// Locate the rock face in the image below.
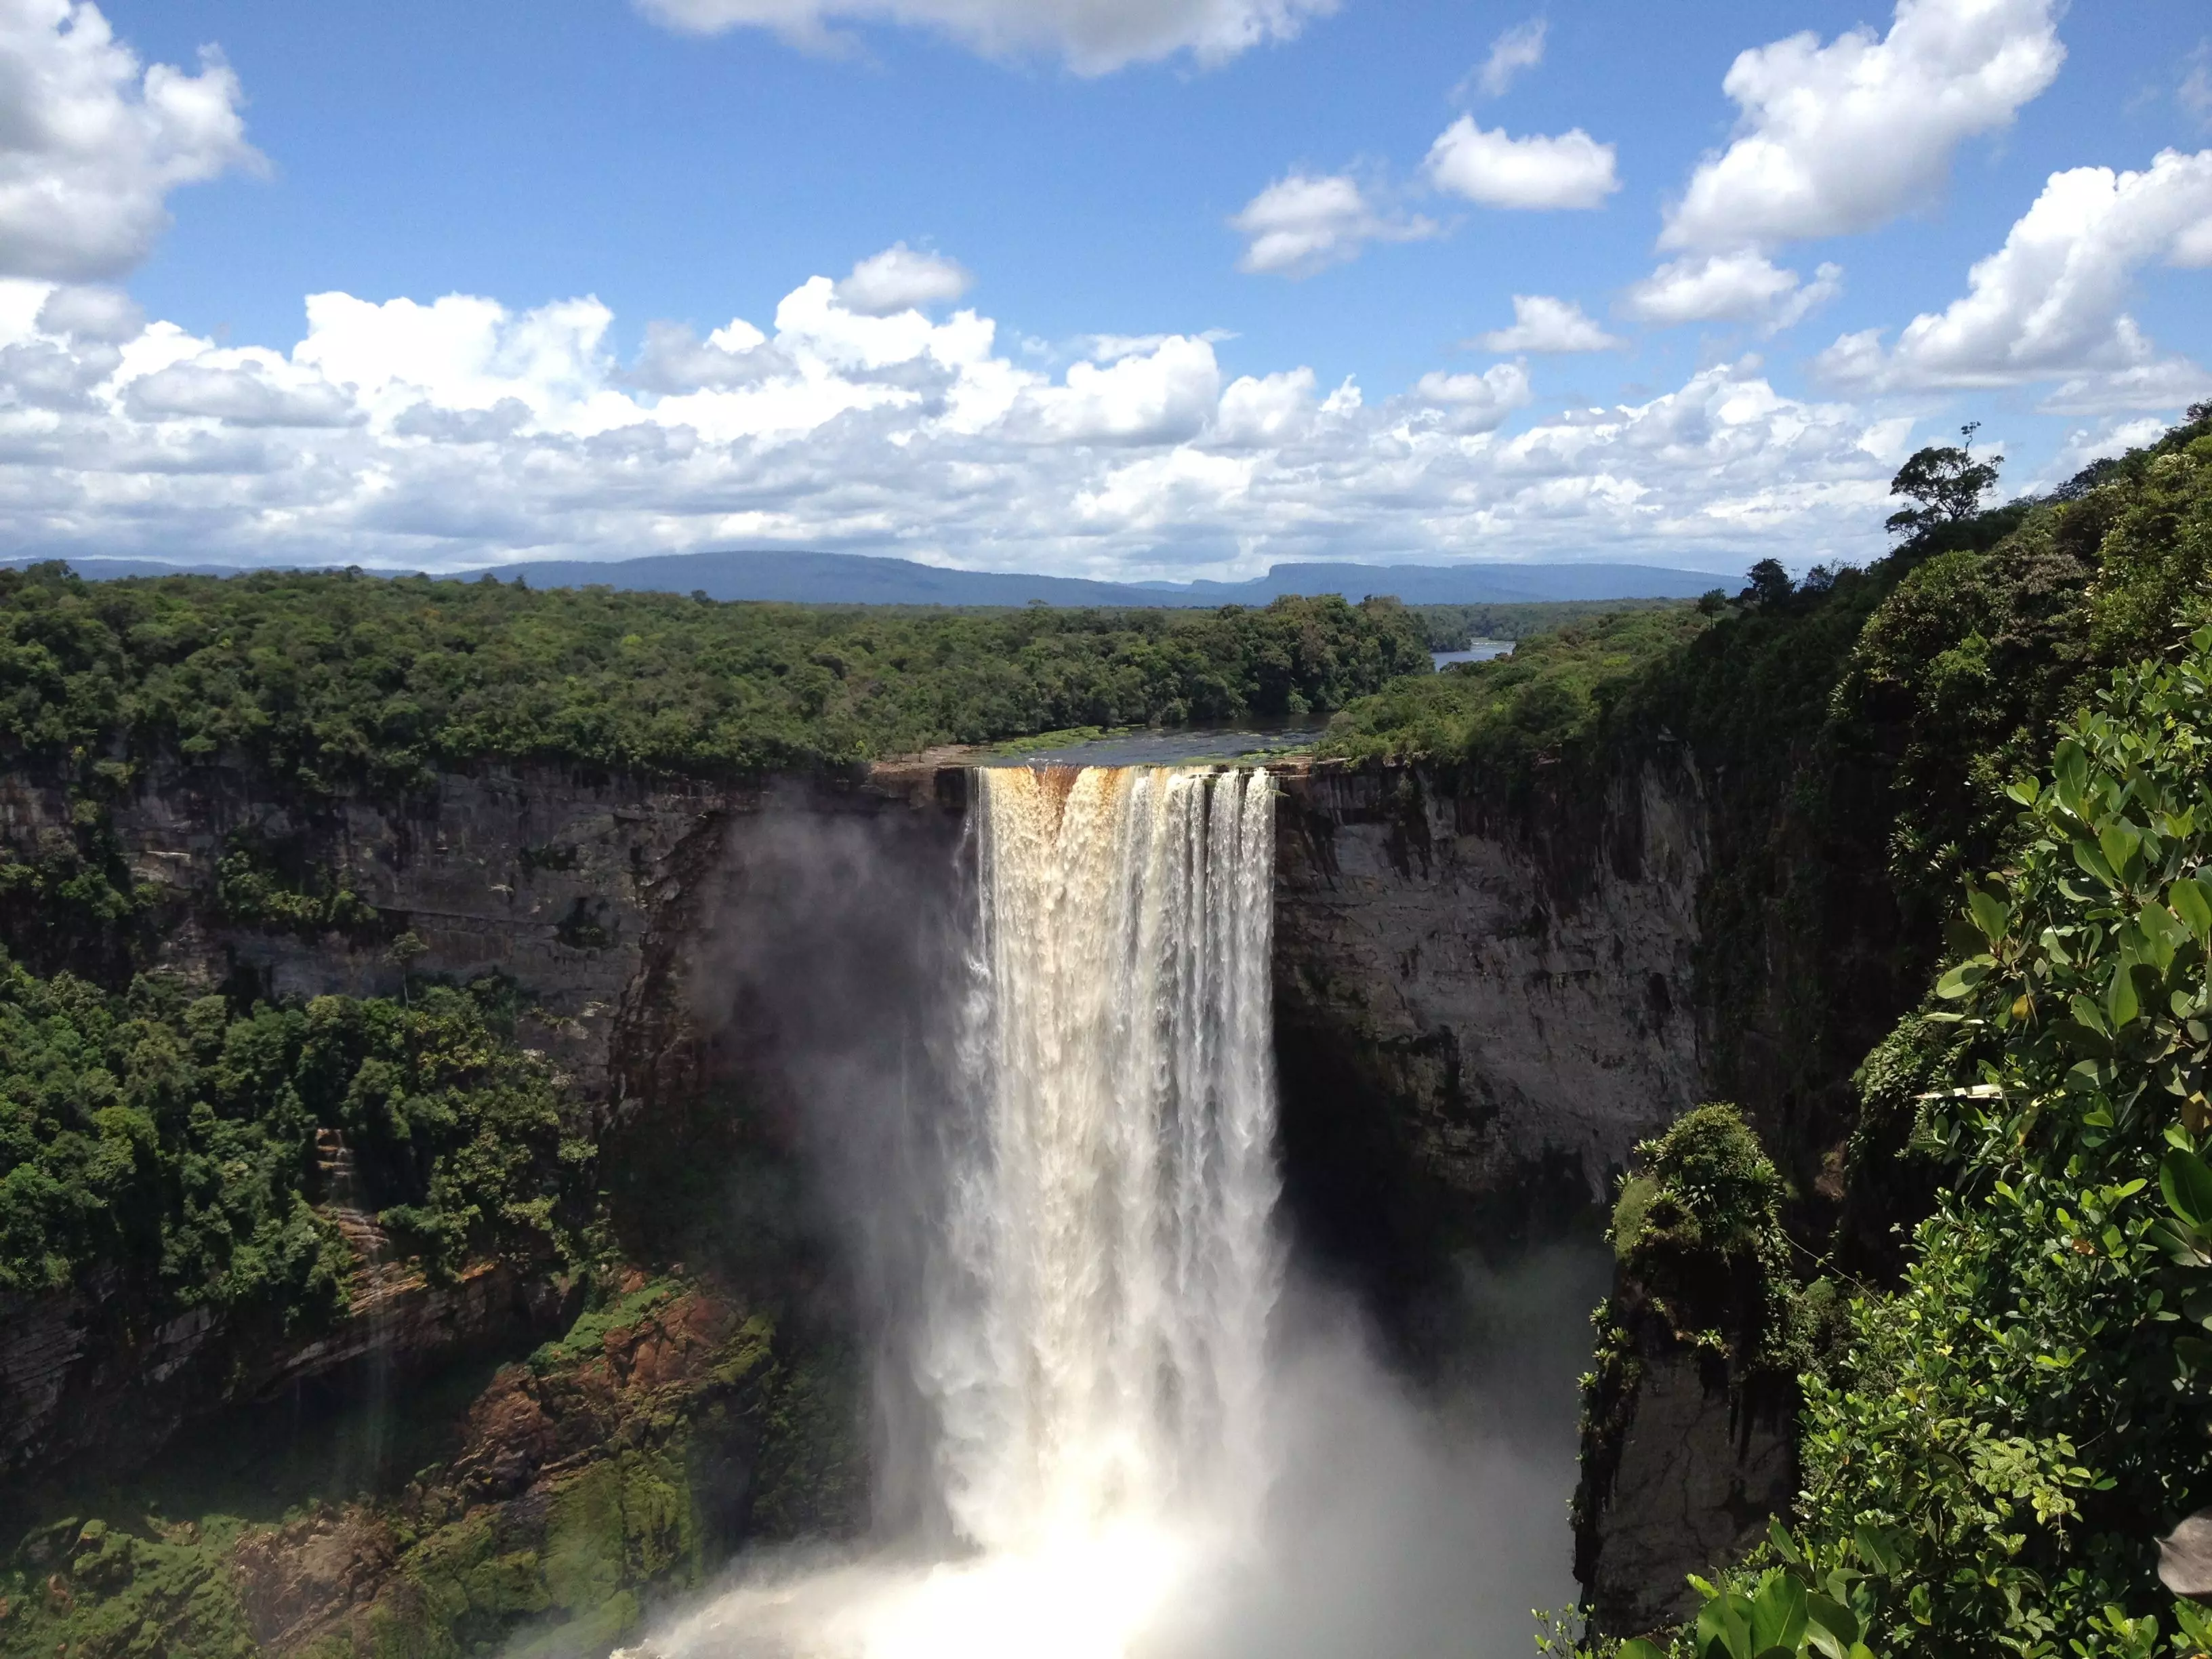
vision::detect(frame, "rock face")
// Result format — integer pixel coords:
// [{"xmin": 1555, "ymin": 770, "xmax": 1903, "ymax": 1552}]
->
[
  {"xmin": 0, "ymin": 754, "xmax": 950, "ymax": 1495},
  {"xmin": 1576, "ymin": 1349, "xmax": 1795, "ymax": 1635},
  {"xmin": 1270, "ymin": 754, "xmax": 1709, "ymax": 1265},
  {"xmin": 0, "ymin": 1278, "xmax": 853, "ymax": 1659}
]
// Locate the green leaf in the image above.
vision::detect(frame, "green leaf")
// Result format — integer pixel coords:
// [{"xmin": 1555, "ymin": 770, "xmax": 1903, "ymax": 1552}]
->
[
  {"xmin": 2163, "ymin": 1146, "xmax": 2212, "ymax": 1230},
  {"xmin": 2005, "ymin": 775, "xmax": 2041, "ymax": 806},
  {"xmin": 1967, "ymin": 886, "xmax": 2011, "ymax": 945},
  {"xmin": 1750, "ymin": 1572, "xmax": 1808, "ymax": 1652},
  {"xmin": 1806, "ymin": 1593, "xmax": 1860, "ymax": 1657},
  {"xmin": 2075, "ymin": 837, "xmax": 2120, "ymax": 888},
  {"xmin": 1618, "ymin": 1643, "xmax": 1668, "ymax": 1659},
  {"xmin": 2173, "ymin": 878, "xmax": 2212, "ymax": 945},
  {"xmin": 1767, "ymin": 1519, "xmax": 1803, "ymax": 1565},
  {"xmin": 2102, "ymin": 821, "xmax": 2144, "ymax": 878},
  {"xmin": 1936, "ymin": 958, "xmax": 1990, "ymax": 1000},
  {"xmin": 1853, "ymin": 1524, "xmax": 1902, "ymax": 1577},
  {"xmin": 2108, "ymin": 959, "xmax": 2141, "ymax": 1029}
]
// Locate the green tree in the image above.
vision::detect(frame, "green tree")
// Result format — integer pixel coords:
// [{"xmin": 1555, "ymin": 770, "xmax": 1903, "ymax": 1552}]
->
[{"xmin": 1886, "ymin": 423, "xmax": 2004, "ymax": 538}]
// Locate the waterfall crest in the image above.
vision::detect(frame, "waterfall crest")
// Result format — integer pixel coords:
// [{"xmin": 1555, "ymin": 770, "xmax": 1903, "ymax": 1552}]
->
[{"xmin": 928, "ymin": 764, "xmax": 1282, "ymax": 1550}]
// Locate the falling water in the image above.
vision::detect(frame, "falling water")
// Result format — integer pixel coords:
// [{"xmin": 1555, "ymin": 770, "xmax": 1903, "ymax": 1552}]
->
[
  {"xmin": 651, "ymin": 764, "xmax": 1283, "ymax": 1658},
  {"xmin": 930, "ymin": 764, "xmax": 1282, "ymax": 1549}
]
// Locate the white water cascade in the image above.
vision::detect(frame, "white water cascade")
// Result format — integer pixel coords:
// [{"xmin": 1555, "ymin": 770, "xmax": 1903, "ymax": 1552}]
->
[
  {"xmin": 933, "ymin": 763, "xmax": 1282, "ymax": 1551},
  {"xmin": 654, "ymin": 764, "xmax": 1284, "ymax": 1659}
]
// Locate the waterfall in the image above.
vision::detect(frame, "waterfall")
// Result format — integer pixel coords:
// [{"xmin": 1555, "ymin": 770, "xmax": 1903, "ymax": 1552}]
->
[
  {"xmin": 927, "ymin": 764, "xmax": 1283, "ymax": 1551},
  {"xmin": 651, "ymin": 763, "xmax": 1284, "ymax": 1658}
]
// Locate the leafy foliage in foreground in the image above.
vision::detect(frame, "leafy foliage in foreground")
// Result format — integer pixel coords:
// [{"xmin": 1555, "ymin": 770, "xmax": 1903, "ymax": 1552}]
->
[
  {"xmin": 1604, "ymin": 638, "xmax": 2212, "ymax": 1658},
  {"xmin": 0, "ymin": 565, "xmax": 1429, "ymax": 792},
  {"xmin": 0, "ymin": 964, "xmax": 581, "ymax": 1313}
]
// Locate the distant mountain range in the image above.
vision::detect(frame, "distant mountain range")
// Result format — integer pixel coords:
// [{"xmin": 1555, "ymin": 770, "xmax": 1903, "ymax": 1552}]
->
[{"xmin": 5, "ymin": 548, "xmax": 1730, "ymax": 607}]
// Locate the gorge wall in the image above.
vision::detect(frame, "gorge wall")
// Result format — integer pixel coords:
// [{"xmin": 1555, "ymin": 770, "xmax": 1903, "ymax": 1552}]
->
[
  {"xmin": 2, "ymin": 744, "xmax": 1739, "ymax": 1647},
  {"xmin": 0, "ymin": 754, "xmax": 964, "ymax": 1494},
  {"xmin": 1269, "ymin": 753, "xmax": 1709, "ymax": 1273}
]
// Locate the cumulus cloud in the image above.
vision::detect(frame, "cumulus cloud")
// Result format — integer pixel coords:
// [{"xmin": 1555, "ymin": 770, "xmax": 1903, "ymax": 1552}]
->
[
  {"xmin": 1410, "ymin": 362, "xmax": 1533, "ymax": 430},
  {"xmin": 1229, "ymin": 173, "xmax": 1437, "ymax": 276},
  {"xmin": 2036, "ymin": 416, "xmax": 2171, "ymax": 489},
  {"xmin": 1661, "ymin": 0, "xmax": 2062, "ymax": 253},
  {"xmin": 1471, "ymin": 295, "xmax": 1622, "ymax": 354},
  {"xmin": 834, "ymin": 243, "xmax": 972, "ymax": 316},
  {"xmin": 1814, "ymin": 148, "xmax": 2212, "ymax": 411},
  {"xmin": 1010, "ymin": 333, "xmax": 1221, "ymax": 445},
  {"xmin": 1209, "ymin": 367, "xmax": 1316, "ymax": 447},
  {"xmin": 1425, "ymin": 118, "xmax": 1618, "ymax": 211},
  {"xmin": 626, "ymin": 319, "xmax": 790, "ymax": 394},
  {"xmin": 1471, "ymin": 17, "xmax": 1544, "ymax": 98},
  {"xmin": 631, "ymin": 0, "xmax": 1334, "ymax": 74},
  {"xmin": 1622, "ymin": 252, "xmax": 1842, "ymax": 333},
  {"xmin": 35, "ymin": 281, "xmax": 140, "ymax": 340},
  {"xmin": 123, "ymin": 357, "xmax": 362, "ymax": 428},
  {"xmin": 0, "ymin": 0, "xmax": 260, "ymax": 280},
  {"xmin": 0, "ymin": 262, "xmax": 1933, "ymax": 578}
]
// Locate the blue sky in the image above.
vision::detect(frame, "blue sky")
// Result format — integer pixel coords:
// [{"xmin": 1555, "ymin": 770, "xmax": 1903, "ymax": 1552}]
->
[{"xmin": 0, "ymin": 0, "xmax": 2208, "ymax": 577}]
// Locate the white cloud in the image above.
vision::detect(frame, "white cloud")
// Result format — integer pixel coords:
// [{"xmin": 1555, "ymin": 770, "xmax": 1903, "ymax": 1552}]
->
[
  {"xmin": 833, "ymin": 243, "xmax": 972, "ymax": 315},
  {"xmin": 1471, "ymin": 294, "xmax": 1622, "ymax": 354},
  {"xmin": 1471, "ymin": 17, "xmax": 1544, "ymax": 98},
  {"xmin": 1662, "ymin": 0, "xmax": 2062, "ymax": 253},
  {"xmin": 0, "ymin": 0, "xmax": 260, "ymax": 280},
  {"xmin": 1622, "ymin": 253, "xmax": 1842, "ymax": 333},
  {"xmin": 0, "ymin": 265, "xmax": 1942, "ymax": 579},
  {"xmin": 631, "ymin": 0, "xmax": 1334, "ymax": 74},
  {"xmin": 1425, "ymin": 118, "xmax": 1618, "ymax": 211},
  {"xmin": 123, "ymin": 356, "xmax": 362, "ymax": 428},
  {"xmin": 1209, "ymin": 367, "xmax": 1316, "ymax": 447},
  {"xmin": 1010, "ymin": 333, "xmax": 1221, "ymax": 445},
  {"xmin": 2183, "ymin": 41, "xmax": 2211, "ymax": 129},
  {"xmin": 35, "ymin": 281, "xmax": 139, "ymax": 340},
  {"xmin": 1814, "ymin": 148, "xmax": 2212, "ymax": 411},
  {"xmin": 1410, "ymin": 362, "xmax": 1533, "ymax": 430},
  {"xmin": 2035, "ymin": 417, "xmax": 2169, "ymax": 490},
  {"xmin": 1229, "ymin": 172, "xmax": 1437, "ymax": 276},
  {"xmin": 626, "ymin": 318, "xmax": 789, "ymax": 393}
]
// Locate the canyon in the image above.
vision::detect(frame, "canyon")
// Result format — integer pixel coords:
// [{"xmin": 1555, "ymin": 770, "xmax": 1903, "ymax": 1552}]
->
[{"xmin": 0, "ymin": 739, "xmax": 1760, "ymax": 1645}]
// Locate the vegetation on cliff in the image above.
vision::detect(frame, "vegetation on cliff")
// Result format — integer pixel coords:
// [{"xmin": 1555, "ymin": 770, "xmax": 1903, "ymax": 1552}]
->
[
  {"xmin": 1406, "ymin": 596, "xmax": 1689, "ymax": 652},
  {"xmin": 0, "ymin": 1273, "xmax": 857, "ymax": 1659},
  {"xmin": 1553, "ymin": 415, "xmax": 2212, "ymax": 1653},
  {"xmin": 1618, "ymin": 633, "xmax": 2212, "ymax": 1659},
  {"xmin": 0, "ymin": 965, "xmax": 582, "ymax": 1315},
  {"xmin": 0, "ymin": 565, "xmax": 1427, "ymax": 793}
]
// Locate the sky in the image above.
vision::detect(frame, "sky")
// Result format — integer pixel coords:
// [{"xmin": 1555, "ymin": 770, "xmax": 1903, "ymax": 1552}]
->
[{"xmin": 0, "ymin": 0, "xmax": 2206, "ymax": 580}]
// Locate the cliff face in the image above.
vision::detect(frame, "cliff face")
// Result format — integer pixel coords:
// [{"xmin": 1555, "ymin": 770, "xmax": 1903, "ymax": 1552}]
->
[
  {"xmin": 1269, "ymin": 754, "xmax": 1709, "ymax": 1270},
  {"xmin": 0, "ymin": 754, "xmax": 957, "ymax": 1496},
  {"xmin": 1575, "ymin": 1345, "xmax": 1795, "ymax": 1634}
]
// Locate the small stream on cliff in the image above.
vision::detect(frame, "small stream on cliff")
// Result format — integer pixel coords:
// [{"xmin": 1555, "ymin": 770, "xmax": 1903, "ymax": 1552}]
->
[{"xmin": 636, "ymin": 762, "xmax": 1600, "ymax": 1659}]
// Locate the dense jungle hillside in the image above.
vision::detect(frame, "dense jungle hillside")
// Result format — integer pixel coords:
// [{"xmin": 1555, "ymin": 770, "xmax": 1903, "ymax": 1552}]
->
[
  {"xmin": 0, "ymin": 571, "xmax": 1429, "ymax": 788},
  {"xmin": 1331, "ymin": 408, "xmax": 2212, "ymax": 1656}
]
